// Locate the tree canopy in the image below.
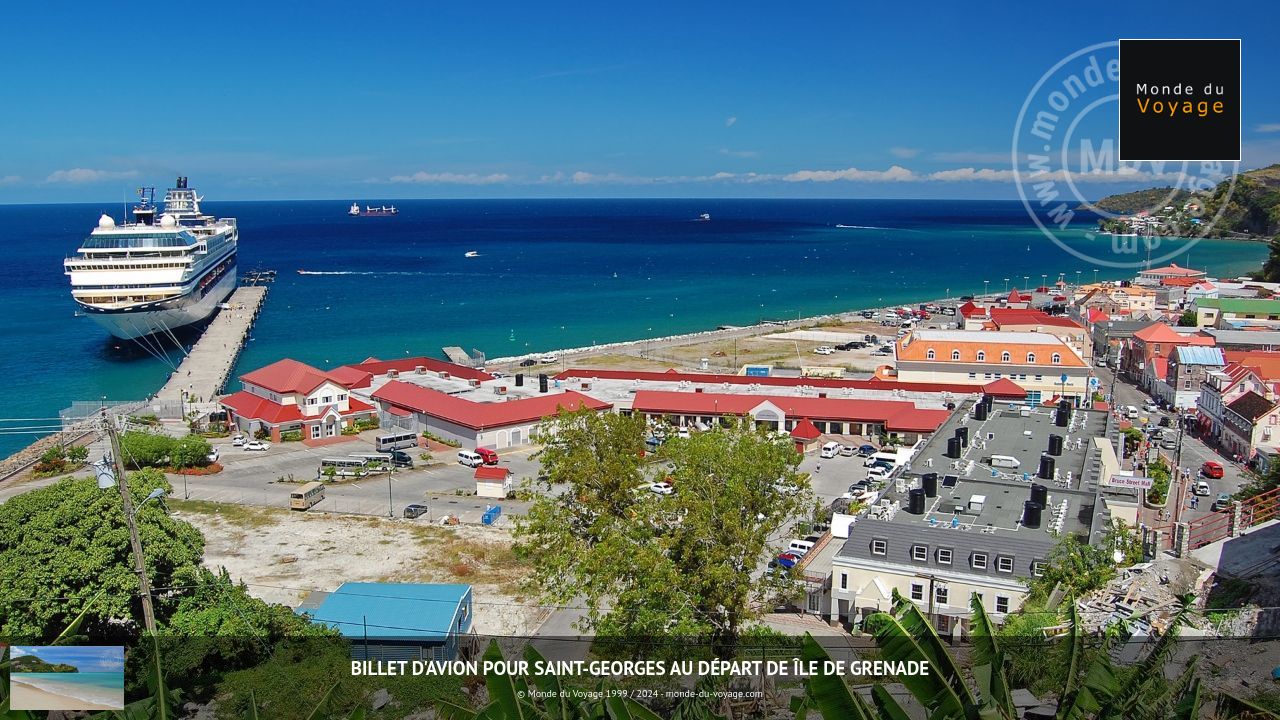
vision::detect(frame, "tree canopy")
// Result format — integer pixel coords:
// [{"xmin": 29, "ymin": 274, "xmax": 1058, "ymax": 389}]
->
[
  {"xmin": 0, "ymin": 469, "xmax": 204, "ymax": 640},
  {"xmin": 516, "ymin": 409, "xmax": 813, "ymax": 656}
]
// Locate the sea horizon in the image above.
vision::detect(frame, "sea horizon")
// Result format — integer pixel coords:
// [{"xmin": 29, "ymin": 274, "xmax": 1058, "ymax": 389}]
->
[{"xmin": 0, "ymin": 197, "xmax": 1266, "ymax": 458}]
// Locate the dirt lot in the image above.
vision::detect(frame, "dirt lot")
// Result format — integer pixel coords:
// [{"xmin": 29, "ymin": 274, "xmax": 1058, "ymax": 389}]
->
[{"xmin": 171, "ymin": 500, "xmax": 546, "ymax": 636}]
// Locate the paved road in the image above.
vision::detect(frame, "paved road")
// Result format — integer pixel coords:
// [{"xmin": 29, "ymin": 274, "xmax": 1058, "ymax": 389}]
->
[{"xmin": 1095, "ymin": 365, "xmax": 1251, "ymax": 528}]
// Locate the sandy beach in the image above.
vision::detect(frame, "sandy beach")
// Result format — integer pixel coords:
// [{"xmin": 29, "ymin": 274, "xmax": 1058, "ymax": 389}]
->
[{"xmin": 10, "ymin": 676, "xmax": 122, "ymax": 711}]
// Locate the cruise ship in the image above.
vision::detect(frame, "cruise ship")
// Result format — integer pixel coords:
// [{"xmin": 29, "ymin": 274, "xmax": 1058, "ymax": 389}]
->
[{"xmin": 64, "ymin": 177, "xmax": 238, "ymax": 340}]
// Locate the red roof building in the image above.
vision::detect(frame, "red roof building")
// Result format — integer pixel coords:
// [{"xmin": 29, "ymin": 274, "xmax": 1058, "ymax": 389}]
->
[
  {"xmin": 551, "ymin": 368, "xmax": 984, "ymax": 395},
  {"xmin": 1121, "ymin": 322, "xmax": 1214, "ymax": 382},
  {"xmin": 341, "ymin": 356, "xmax": 493, "ymax": 384},
  {"xmin": 370, "ymin": 380, "xmax": 612, "ymax": 449},
  {"xmin": 630, "ymin": 390, "xmax": 950, "ymax": 441},
  {"xmin": 222, "ymin": 358, "xmax": 377, "ymax": 442},
  {"xmin": 789, "ymin": 418, "xmax": 823, "ymax": 441}
]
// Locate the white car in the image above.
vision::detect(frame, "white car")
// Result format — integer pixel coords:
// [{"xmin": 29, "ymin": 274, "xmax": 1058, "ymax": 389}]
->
[
  {"xmin": 539, "ymin": 354, "xmax": 559, "ymax": 364},
  {"xmin": 813, "ymin": 346, "xmax": 835, "ymax": 355},
  {"xmin": 649, "ymin": 481, "xmax": 675, "ymax": 495},
  {"xmin": 231, "ymin": 435, "xmax": 246, "ymax": 447},
  {"xmin": 1143, "ymin": 402, "xmax": 1159, "ymax": 413},
  {"xmin": 867, "ymin": 466, "xmax": 890, "ymax": 481},
  {"xmin": 1193, "ymin": 481, "xmax": 1212, "ymax": 496},
  {"xmin": 207, "ymin": 448, "xmax": 220, "ymax": 464},
  {"xmin": 243, "ymin": 440, "xmax": 270, "ymax": 451},
  {"xmin": 676, "ymin": 427, "xmax": 691, "ymax": 439}
]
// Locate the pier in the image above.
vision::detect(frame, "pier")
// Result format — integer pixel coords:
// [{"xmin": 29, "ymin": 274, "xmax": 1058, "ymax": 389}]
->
[
  {"xmin": 442, "ymin": 346, "xmax": 476, "ymax": 366},
  {"xmin": 156, "ymin": 286, "xmax": 269, "ymax": 404}
]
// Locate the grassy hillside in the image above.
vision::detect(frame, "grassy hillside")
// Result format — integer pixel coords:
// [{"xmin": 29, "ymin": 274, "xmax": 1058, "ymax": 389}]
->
[
  {"xmin": 11, "ymin": 654, "xmax": 79, "ymax": 673},
  {"xmin": 1088, "ymin": 164, "xmax": 1280, "ymax": 238}
]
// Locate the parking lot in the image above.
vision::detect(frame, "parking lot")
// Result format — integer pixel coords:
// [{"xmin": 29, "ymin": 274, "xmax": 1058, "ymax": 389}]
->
[{"xmin": 181, "ymin": 433, "xmax": 542, "ymax": 521}]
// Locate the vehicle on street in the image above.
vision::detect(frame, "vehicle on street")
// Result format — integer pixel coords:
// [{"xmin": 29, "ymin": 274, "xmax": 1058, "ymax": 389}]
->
[
  {"xmin": 867, "ymin": 466, "xmax": 890, "ymax": 480},
  {"xmin": 840, "ymin": 444, "xmax": 856, "ymax": 457},
  {"xmin": 290, "ymin": 482, "xmax": 325, "ymax": 511},
  {"xmin": 476, "ymin": 447, "xmax": 499, "ymax": 465},
  {"xmin": 519, "ymin": 358, "xmax": 537, "ymax": 367},
  {"xmin": 207, "ymin": 448, "xmax": 219, "ymax": 464},
  {"xmin": 539, "ymin": 354, "xmax": 559, "ymax": 363},
  {"xmin": 649, "ymin": 481, "xmax": 675, "ymax": 495},
  {"xmin": 788, "ymin": 538, "xmax": 816, "ymax": 555},
  {"xmin": 244, "ymin": 440, "xmax": 270, "ymax": 451},
  {"xmin": 1158, "ymin": 416, "xmax": 1172, "ymax": 427},
  {"xmin": 1125, "ymin": 406, "xmax": 1140, "ymax": 419},
  {"xmin": 820, "ymin": 441, "xmax": 841, "ymax": 459},
  {"xmin": 374, "ymin": 431, "xmax": 418, "ymax": 452},
  {"xmin": 319, "ymin": 457, "xmax": 370, "ymax": 477},
  {"xmin": 676, "ymin": 427, "xmax": 691, "ymax": 439},
  {"xmin": 1212, "ymin": 493, "xmax": 1233, "ymax": 511},
  {"xmin": 403, "ymin": 503, "xmax": 430, "ymax": 519},
  {"xmin": 1201, "ymin": 461, "xmax": 1224, "ymax": 479},
  {"xmin": 231, "ymin": 435, "xmax": 246, "ymax": 446},
  {"xmin": 857, "ymin": 444, "xmax": 876, "ymax": 456},
  {"xmin": 1143, "ymin": 402, "xmax": 1158, "ymax": 413},
  {"xmin": 1193, "ymin": 481, "xmax": 1212, "ymax": 496},
  {"xmin": 770, "ymin": 553, "xmax": 800, "ymax": 570},
  {"xmin": 388, "ymin": 450, "xmax": 415, "ymax": 468},
  {"xmin": 1161, "ymin": 436, "xmax": 1177, "ymax": 450},
  {"xmin": 457, "ymin": 450, "xmax": 485, "ymax": 467},
  {"xmin": 813, "ymin": 346, "xmax": 834, "ymax": 355}
]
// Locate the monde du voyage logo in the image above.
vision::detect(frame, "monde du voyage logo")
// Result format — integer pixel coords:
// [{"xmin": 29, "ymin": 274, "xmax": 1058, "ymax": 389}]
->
[{"xmin": 1119, "ymin": 39, "xmax": 1241, "ymax": 162}]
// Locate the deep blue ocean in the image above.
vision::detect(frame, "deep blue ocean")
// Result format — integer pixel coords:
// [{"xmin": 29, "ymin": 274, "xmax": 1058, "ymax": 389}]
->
[{"xmin": 0, "ymin": 198, "xmax": 1267, "ymax": 457}]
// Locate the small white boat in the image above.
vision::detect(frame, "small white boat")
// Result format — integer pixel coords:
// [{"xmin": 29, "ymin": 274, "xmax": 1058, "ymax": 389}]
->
[
  {"xmin": 696, "ymin": 212, "xmax": 711, "ymax": 221},
  {"xmin": 464, "ymin": 251, "xmax": 480, "ymax": 258}
]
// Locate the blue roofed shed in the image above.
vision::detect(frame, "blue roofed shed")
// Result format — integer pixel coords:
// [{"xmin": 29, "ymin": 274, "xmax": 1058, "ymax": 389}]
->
[{"xmin": 298, "ymin": 582, "xmax": 474, "ymax": 661}]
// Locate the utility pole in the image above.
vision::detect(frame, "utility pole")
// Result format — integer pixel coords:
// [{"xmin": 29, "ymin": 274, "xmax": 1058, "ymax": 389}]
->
[
  {"xmin": 387, "ymin": 462, "xmax": 395, "ymax": 518},
  {"xmin": 1172, "ymin": 409, "xmax": 1188, "ymax": 524},
  {"xmin": 102, "ymin": 409, "xmax": 158, "ymax": 634}
]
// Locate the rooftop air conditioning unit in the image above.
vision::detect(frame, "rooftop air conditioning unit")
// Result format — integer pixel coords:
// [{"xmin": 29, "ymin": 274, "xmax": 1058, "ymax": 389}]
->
[
  {"xmin": 495, "ymin": 386, "xmax": 507, "ymax": 395},
  {"xmin": 388, "ymin": 369, "xmax": 399, "ymax": 378},
  {"xmin": 469, "ymin": 379, "xmax": 481, "ymax": 388},
  {"xmin": 438, "ymin": 371, "xmax": 450, "ymax": 379},
  {"xmin": 581, "ymin": 382, "xmax": 591, "ymax": 390}
]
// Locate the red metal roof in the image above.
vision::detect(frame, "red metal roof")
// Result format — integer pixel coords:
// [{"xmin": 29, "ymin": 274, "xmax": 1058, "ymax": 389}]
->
[
  {"xmin": 982, "ymin": 378, "xmax": 1027, "ymax": 398},
  {"xmin": 344, "ymin": 356, "xmax": 493, "ymax": 383},
  {"xmin": 988, "ymin": 308, "xmax": 1083, "ymax": 330},
  {"xmin": 789, "ymin": 418, "xmax": 822, "ymax": 440},
  {"xmin": 220, "ymin": 391, "xmax": 375, "ymax": 425},
  {"xmin": 326, "ymin": 365, "xmax": 374, "ymax": 389},
  {"xmin": 474, "ymin": 465, "xmax": 512, "ymax": 480},
  {"xmin": 550, "ymin": 368, "xmax": 982, "ymax": 395},
  {"xmin": 1132, "ymin": 323, "xmax": 1215, "ymax": 346},
  {"xmin": 630, "ymin": 390, "xmax": 951, "ymax": 433},
  {"xmin": 371, "ymin": 381, "xmax": 611, "ymax": 429},
  {"xmin": 240, "ymin": 359, "xmax": 350, "ymax": 395},
  {"xmin": 1140, "ymin": 262, "xmax": 1205, "ymax": 277}
]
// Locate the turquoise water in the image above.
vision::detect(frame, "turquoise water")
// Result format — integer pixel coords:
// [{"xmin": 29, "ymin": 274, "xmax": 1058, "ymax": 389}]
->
[{"xmin": 0, "ymin": 198, "xmax": 1266, "ymax": 457}]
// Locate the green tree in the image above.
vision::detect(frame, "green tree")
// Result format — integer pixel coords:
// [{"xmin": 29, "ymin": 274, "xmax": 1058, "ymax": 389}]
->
[
  {"xmin": 170, "ymin": 434, "xmax": 213, "ymax": 469},
  {"xmin": 516, "ymin": 410, "xmax": 812, "ymax": 657},
  {"xmin": 0, "ymin": 469, "xmax": 204, "ymax": 640},
  {"xmin": 1177, "ymin": 310, "xmax": 1197, "ymax": 327},
  {"xmin": 1028, "ymin": 520, "xmax": 1141, "ymax": 601},
  {"xmin": 119, "ymin": 430, "xmax": 177, "ymax": 468}
]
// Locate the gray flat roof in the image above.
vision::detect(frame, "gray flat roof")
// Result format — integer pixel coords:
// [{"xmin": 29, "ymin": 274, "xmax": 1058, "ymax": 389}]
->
[{"xmin": 835, "ymin": 397, "xmax": 1113, "ymax": 578}]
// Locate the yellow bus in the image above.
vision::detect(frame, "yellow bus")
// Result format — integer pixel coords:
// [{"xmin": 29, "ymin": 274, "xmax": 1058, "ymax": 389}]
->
[{"xmin": 290, "ymin": 481, "xmax": 326, "ymax": 510}]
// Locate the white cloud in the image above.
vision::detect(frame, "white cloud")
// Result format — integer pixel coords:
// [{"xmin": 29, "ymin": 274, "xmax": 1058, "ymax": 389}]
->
[
  {"xmin": 718, "ymin": 148, "xmax": 759, "ymax": 158},
  {"xmin": 725, "ymin": 116, "xmax": 737, "ymax": 127},
  {"xmin": 1255, "ymin": 123, "xmax": 1280, "ymax": 133},
  {"xmin": 45, "ymin": 168, "xmax": 138, "ymax": 184},
  {"xmin": 929, "ymin": 167, "xmax": 1018, "ymax": 182},
  {"xmin": 387, "ymin": 171, "xmax": 511, "ymax": 185},
  {"xmin": 784, "ymin": 165, "xmax": 918, "ymax": 183},
  {"xmin": 0, "ymin": 174, "xmax": 20, "ymax": 185},
  {"xmin": 888, "ymin": 146, "xmax": 921, "ymax": 159}
]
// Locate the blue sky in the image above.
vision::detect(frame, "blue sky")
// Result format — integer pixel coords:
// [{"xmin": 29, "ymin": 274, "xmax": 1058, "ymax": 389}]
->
[
  {"xmin": 0, "ymin": 1, "xmax": 1276, "ymax": 202},
  {"xmin": 11, "ymin": 646, "xmax": 125, "ymax": 673}
]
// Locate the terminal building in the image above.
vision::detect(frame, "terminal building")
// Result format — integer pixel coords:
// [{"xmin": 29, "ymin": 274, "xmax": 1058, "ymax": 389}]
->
[
  {"xmin": 823, "ymin": 395, "xmax": 1137, "ymax": 634},
  {"xmin": 219, "ymin": 359, "xmax": 377, "ymax": 442}
]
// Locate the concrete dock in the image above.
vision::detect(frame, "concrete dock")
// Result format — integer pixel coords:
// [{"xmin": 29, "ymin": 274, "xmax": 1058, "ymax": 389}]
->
[
  {"xmin": 156, "ymin": 286, "xmax": 268, "ymax": 403},
  {"xmin": 442, "ymin": 346, "xmax": 474, "ymax": 366}
]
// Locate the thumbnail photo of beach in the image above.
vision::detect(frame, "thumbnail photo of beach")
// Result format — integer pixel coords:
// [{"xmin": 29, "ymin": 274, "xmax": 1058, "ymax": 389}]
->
[{"xmin": 9, "ymin": 645, "xmax": 125, "ymax": 711}]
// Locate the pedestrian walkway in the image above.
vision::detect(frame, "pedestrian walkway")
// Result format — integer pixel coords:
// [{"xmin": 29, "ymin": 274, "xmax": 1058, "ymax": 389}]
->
[{"xmin": 156, "ymin": 286, "xmax": 268, "ymax": 403}]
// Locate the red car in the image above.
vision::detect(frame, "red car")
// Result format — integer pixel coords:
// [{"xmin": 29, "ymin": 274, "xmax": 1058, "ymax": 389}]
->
[{"xmin": 1201, "ymin": 461, "xmax": 1224, "ymax": 479}]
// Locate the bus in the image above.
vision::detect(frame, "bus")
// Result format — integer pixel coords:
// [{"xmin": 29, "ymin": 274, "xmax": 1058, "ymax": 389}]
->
[
  {"xmin": 375, "ymin": 431, "xmax": 419, "ymax": 452},
  {"xmin": 348, "ymin": 453, "xmax": 394, "ymax": 471},
  {"xmin": 319, "ymin": 457, "xmax": 370, "ymax": 477},
  {"xmin": 290, "ymin": 482, "xmax": 325, "ymax": 510}
]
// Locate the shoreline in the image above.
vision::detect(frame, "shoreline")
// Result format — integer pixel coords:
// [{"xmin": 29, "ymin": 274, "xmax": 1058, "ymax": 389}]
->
[{"xmin": 9, "ymin": 677, "xmax": 121, "ymax": 712}]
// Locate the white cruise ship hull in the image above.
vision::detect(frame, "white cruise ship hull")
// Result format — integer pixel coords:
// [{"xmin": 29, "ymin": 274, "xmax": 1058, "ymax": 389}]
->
[{"xmin": 80, "ymin": 265, "xmax": 238, "ymax": 340}]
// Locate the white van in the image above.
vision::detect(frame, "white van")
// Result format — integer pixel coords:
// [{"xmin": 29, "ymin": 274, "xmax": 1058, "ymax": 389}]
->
[
  {"xmin": 788, "ymin": 538, "xmax": 816, "ymax": 556},
  {"xmin": 867, "ymin": 466, "xmax": 890, "ymax": 481},
  {"xmin": 865, "ymin": 452, "xmax": 899, "ymax": 468},
  {"xmin": 820, "ymin": 442, "xmax": 841, "ymax": 459},
  {"xmin": 457, "ymin": 450, "xmax": 485, "ymax": 468},
  {"xmin": 989, "ymin": 455, "xmax": 1021, "ymax": 468},
  {"xmin": 1125, "ymin": 406, "xmax": 1140, "ymax": 419}
]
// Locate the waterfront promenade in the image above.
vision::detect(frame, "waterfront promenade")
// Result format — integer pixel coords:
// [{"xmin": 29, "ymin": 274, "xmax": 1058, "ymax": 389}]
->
[{"xmin": 156, "ymin": 286, "xmax": 268, "ymax": 405}]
